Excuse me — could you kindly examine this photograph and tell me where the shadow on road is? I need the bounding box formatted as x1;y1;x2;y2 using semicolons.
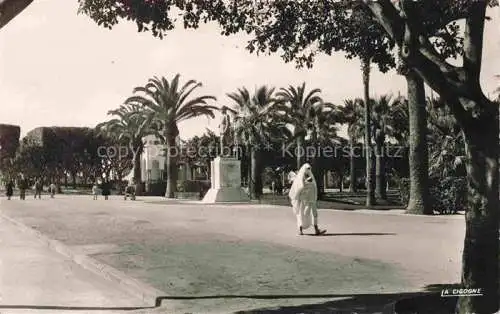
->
0;285;460;313
151;286;457;313
230;290;457;314
0;305;153;311
304;232;397;237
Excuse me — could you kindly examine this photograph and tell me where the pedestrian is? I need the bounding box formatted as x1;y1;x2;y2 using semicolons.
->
34;178;42;199
92;182;100;200
5;179;14;200
101;180;110;200
276;179;283;196
18;176;27;200
124;180;136;200
288;163;326;236
49;182;56;198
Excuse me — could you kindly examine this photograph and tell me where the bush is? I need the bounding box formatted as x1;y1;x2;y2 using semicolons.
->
430;176;467;214
398;177;467;214
146;182;166;196
177;180;211;193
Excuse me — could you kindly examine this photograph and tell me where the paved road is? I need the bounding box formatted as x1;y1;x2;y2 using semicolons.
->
0;195;465;313
0;215;154;314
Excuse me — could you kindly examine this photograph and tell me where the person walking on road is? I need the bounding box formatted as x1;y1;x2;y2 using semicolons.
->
34;178;42;199
92;182;100;200
101;180;110;200
288;163;326;236
18;176;27;200
124;179;136;200
49;182;57;198
5;180;14;200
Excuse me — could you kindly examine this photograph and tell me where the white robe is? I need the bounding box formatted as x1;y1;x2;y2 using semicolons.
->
288;163;318;230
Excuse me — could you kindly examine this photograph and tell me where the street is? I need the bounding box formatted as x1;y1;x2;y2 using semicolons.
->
0;195;465;313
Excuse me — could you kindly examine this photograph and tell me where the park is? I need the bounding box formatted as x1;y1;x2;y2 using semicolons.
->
0;1;499;313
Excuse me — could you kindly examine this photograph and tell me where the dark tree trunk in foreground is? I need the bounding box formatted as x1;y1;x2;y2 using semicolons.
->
365;2;499;308
364;3;500;310
405;72;431;214
349;139;357;192
457;102;499;314
362;58;375;206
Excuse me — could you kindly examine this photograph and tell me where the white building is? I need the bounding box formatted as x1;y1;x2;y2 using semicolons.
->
139;135;197;183
140;135;166;183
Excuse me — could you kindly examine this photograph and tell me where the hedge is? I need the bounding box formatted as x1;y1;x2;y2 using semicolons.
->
398;176;467;214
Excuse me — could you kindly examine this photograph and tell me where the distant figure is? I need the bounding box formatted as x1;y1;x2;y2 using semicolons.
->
49;182;56;198
34;179;42;199
92;182;100;200
275;179;283;196
288;163;326;236
124;180;136;200
18;176;27;200
271;181;276;195
101;180;110;200
5;180;14;200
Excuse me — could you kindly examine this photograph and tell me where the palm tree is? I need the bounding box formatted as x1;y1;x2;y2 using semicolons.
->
361;57;375;206
96;103;157;195
228;86;278;199
310;103;342;198
387;96;410;147
340;99;363;192
372;94;405;200
274;83;325;170
405;73;431;215
124;74;217;198
427;97;465;179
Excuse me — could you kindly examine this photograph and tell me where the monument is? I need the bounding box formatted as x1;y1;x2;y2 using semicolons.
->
202;107;250;203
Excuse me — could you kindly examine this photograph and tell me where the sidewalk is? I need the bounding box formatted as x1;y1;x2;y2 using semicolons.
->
0;216;152;314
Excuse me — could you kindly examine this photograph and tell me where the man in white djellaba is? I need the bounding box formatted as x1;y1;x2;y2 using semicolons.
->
288;163;326;236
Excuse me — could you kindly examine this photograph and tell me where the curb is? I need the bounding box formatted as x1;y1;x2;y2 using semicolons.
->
0;213;165;307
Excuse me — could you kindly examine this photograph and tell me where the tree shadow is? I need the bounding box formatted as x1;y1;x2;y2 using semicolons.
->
304;232;396;237
0;305;153;311
3;286;459;313
230;290;456;314
153;286;459;313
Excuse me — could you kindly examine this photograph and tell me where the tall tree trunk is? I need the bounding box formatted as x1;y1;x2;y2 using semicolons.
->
364;4;497;311
362;57;375;206
250;147;258;199
375;136;387;200
405;72;431;214
339;172;343;193
349;139;357;192
132;150;142;195
312;156;324;200
296;136;305;170
165;134;177;198
456;103;499;314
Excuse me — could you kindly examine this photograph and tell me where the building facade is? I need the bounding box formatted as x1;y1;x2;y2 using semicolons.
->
140;135;166;183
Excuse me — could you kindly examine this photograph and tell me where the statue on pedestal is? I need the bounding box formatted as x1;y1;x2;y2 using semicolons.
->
218;106;235;157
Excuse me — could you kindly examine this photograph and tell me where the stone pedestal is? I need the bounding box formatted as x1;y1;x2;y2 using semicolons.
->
202;157;250;203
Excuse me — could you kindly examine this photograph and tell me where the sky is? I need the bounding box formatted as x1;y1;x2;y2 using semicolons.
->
0;1;499;140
